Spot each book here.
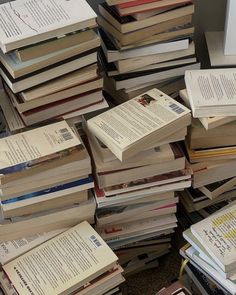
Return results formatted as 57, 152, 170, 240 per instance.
5, 88, 104, 126
100, 28, 191, 63
0, 49, 98, 93
156, 281, 192, 295
182, 245, 236, 295
185, 69, 236, 117
116, 0, 192, 17
7, 77, 103, 113
0, 228, 67, 265
0, 30, 100, 79
111, 62, 200, 91
179, 89, 236, 130
87, 88, 191, 161
190, 203, 236, 272
98, 14, 193, 46
198, 177, 236, 200
0, 120, 84, 185
0, 0, 97, 53
113, 42, 195, 74
0, 198, 96, 242
1, 177, 93, 218
16, 29, 97, 62
99, 2, 194, 34
21, 64, 98, 101
3, 221, 119, 295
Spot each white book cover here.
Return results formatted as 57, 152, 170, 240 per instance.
185, 69, 236, 108
87, 88, 190, 160
0, 120, 81, 171
3, 221, 118, 295
191, 203, 236, 272
0, 228, 67, 265
0, 0, 96, 52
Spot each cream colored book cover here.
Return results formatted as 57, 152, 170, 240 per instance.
191, 203, 236, 272
0, 0, 96, 52
0, 120, 81, 172
87, 88, 190, 153
3, 221, 118, 295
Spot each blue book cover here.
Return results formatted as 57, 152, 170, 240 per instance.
2, 176, 93, 205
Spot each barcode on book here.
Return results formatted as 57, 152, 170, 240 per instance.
90, 235, 102, 248
169, 103, 184, 114
59, 128, 73, 141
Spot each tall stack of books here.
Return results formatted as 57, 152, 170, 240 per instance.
97, 0, 200, 104
0, 0, 107, 130
0, 222, 125, 295
181, 202, 236, 295
85, 88, 192, 275
177, 69, 236, 219
0, 121, 96, 242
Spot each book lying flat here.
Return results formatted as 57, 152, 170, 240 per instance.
87, 88, 191, 161
0, 0, 97, 53
185, 69, 236, 117
0, 120, 85, 185
3, 221, 118, 295
116, 0, 192, 17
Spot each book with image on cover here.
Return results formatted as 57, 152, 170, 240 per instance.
0, 0, 97, 53
87, 88, 190, 161
0, 120, 86, 185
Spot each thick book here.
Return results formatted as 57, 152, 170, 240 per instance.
190, 203, 236, 273
87, 88, 190, 161
0, 120, 84, 185
0, 0, 97, 53
3, 221, 118, 295
185, 69, 236, 117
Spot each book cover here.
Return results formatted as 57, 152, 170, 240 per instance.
0, 0, 97, 52
0, 120, 82, 175
3, 221, 118, 295
87, 88, 190, 160
191, 204, 236, 272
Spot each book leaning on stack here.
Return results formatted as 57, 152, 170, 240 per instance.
0, 221, 125, 295
181, 202, 236, 295
176, 69, 236, 222
0, 0, 108, 130
0, 121, 96, 242
97, 0, 200, 104
84, 88, 192, 275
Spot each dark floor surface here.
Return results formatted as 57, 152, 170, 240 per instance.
122, 250, 182, 295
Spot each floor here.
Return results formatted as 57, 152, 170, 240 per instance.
122, 250, 181, 295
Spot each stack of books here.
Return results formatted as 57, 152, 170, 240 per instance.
178, 69, 236, 216
0, 222, 125, 295
97, 0, 200, 104
181, 202, 236, 295
0, 121, 96, 242
0, 0, 107, 129
85, 88, 192, 274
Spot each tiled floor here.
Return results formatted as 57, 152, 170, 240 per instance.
122, 250, 181, 295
